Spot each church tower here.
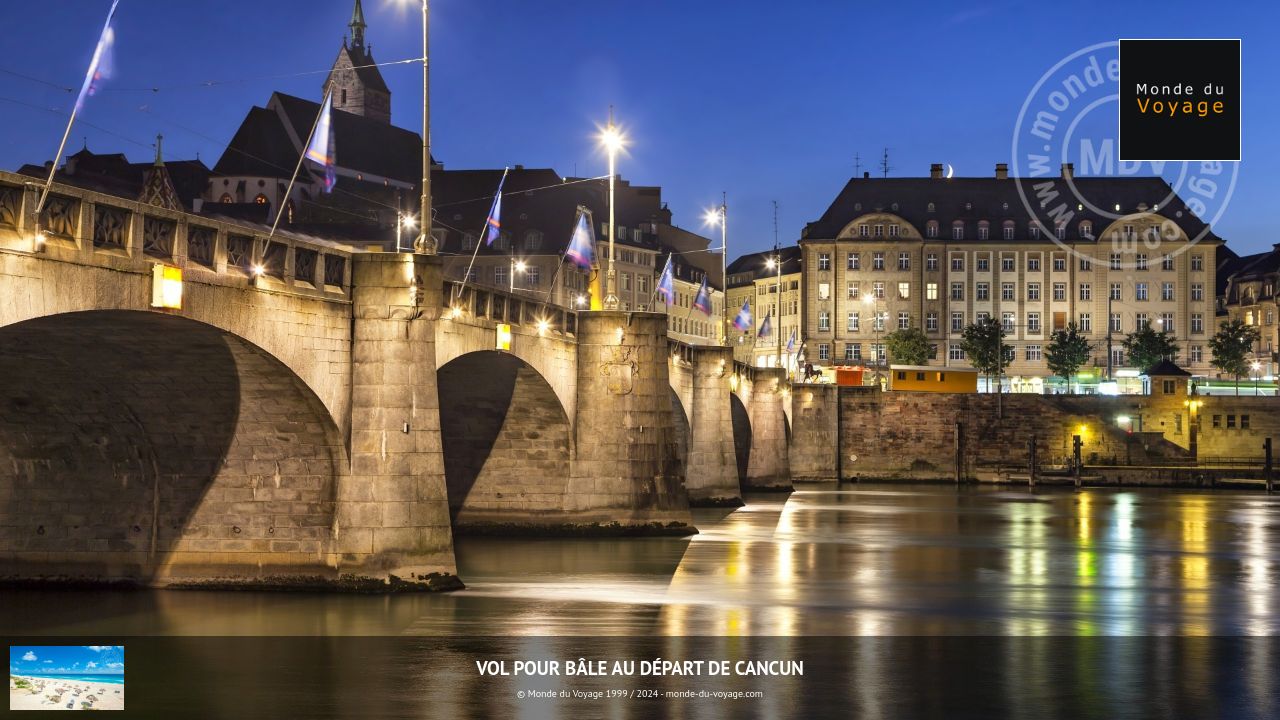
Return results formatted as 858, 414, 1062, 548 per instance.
323, 0, 392, 123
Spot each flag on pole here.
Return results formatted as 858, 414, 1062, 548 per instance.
483, 174, 506, 245
692, 276, 712, 315
732, 301, 752, 332
566, 210, 595, 269
74, 0, 121, 113
786, 329, 796, 353
304, 93, 336, 193
656, 256, 674, 306
757, 310, 772, 339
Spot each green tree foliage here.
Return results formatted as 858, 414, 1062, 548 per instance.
884, 327, 931, 366
1045, 322, 1093, 388
1209, 318, 1261, 394
1122, 324, 1179, 373
960, 318, 1011, 378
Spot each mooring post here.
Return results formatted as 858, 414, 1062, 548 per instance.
954, 421, 964, 484
1028, 434, 1037, 489
1265, 437, 1273, 493
1073, 434, 1083, 489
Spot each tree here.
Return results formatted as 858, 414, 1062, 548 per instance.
1122, 324, 1179, 373
1045, 322, 1093, 391
960, 318, 1012, 384
884, 327, 931, 366
1209, 318, 1261, 395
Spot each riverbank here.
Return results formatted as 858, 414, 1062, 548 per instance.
9, 675, 124, 711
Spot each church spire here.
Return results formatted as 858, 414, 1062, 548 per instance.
349, 0, 367, 49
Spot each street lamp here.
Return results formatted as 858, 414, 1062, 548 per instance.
766, 255, 783, 371
511, 259, 526, 293
704, 200, 727, 344
392, 0, 434, 251
396, 213, 417, 252
862, 292, 883, 386
1252, 360, 1262, 396
598, 113, 626, 311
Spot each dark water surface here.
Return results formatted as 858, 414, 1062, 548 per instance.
6, 484, 1280, 718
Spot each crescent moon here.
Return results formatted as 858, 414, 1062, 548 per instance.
945, 164, 954, 179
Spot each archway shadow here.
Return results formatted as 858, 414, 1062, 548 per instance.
730, 394, 752, 485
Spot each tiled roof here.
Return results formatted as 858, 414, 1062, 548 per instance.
726, 246, 802, 287
16, 147, 210, 211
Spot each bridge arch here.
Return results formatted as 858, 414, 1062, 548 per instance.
436, 350, 572, 530
0, 310, 346, 584
730, 393, 752, 486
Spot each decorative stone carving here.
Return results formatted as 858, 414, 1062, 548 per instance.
93, 205, 128, 249
142, 216, 176, 259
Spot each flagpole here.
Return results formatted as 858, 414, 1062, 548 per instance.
36, 0, 120, 219
269, 87, 333, 241
457, 167, 508, 305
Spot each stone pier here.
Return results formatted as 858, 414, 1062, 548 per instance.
744, 367, 793, 491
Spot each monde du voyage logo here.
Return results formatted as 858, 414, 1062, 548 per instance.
1120, 39, 1241, 162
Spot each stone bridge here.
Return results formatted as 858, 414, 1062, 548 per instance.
0, 172, 790, 591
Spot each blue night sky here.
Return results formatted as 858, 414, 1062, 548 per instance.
1, 1, 1277, 254
9, 646, 125, 675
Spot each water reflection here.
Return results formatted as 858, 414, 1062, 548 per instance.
5, 485, 1280, 638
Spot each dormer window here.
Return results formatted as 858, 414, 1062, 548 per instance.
926, 220, 938, 238
1079, 220, 1093, 238
1002, 220, 1015, 240
927, 202, 936, 213
977, 221, 990, 240
952, 221, 964, 240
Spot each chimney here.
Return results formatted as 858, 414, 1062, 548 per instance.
1061, 162, 1074, 179
930, 163, 944, 179
863, 171, 870, 179
995, 163, 1008, 180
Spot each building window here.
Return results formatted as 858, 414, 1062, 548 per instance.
1227, 415, 1236, 429
874, 281, 885, 299
847, 281, 860, 299
847, 252, 860, 270
1242, 415, 1251, 429
951, 256, 964, 271
952, 222, 965, 240
926, 312, 938, 332
926, 283, 939, 300
1191, 255, 1204, 271
1162, 282, 1174, 301
817, 253, 830, 271
1056, 224, 1067, 240
1003, 223, 1016, 240
898, 312, 910, 329
898, 252, 910, 270
818, 282, 831, 300
874, 224, 884, 237
622, 273, 632, 291
819, 343, 830, 361
1191, 283, 1204, 301
1079, 283, 1091, 301
951, 283, 964, 300
1028, 257, 1041, 271
1027, 313, 1041, 333
1053, 283, 1066, 301
1053, 257, 1066, 272
1028, 283, 1040, 301
1162, 255, 1175, 271
927, 221, 938, 238
898, 282, 910, 300
1079, 313, 1092, 332
1002, 312, 1015, 332
1136, 253, 1149, 271
1079, 221, 1093, 238
1002, 283, 1015, 301
927, 253, 939, 270
1108, 283, 1121, 301
1110, 253, 1122, 271
1137, 312, 1149, 329
1026, 345, 1042, 361
527, 267, 541, 286
977, 283, 989, 301
638, 275, 649, 295
1160, 312, 1174, 333
873, 312, 886, 332
818, 311, 830, 331
846, 343, 861, 361
1112, 348, 1126, 367
859, 225, 870, 238
1162, 379, 1176, 394
977, 257, 990, 272
978, 224, 990, 240
847, 312, 859, 332
1110, 313, 1122, 333
1001, 257, 1015, 272
951, 312, 964, 332
889, 224, 900, 237
1029, 225, 1041, 240
495, 266, 508, 286
1135, 282, 1148, 301
1191, 345, 1203, 363
949, 344, 966, 361
873, 252, 885, 271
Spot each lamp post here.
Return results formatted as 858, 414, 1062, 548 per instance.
767, 255, 783, 371
418, 0, 432, 252
705, 200, 728, 344
863, 292, 883, 386
1253, 360, 1262, 396
397, 212, 417, 252
599, 112, 625, 311
511, 259, 525, 293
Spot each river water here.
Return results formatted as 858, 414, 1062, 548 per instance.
6, 484, 1280, 718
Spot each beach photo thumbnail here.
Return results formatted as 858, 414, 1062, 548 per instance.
9, 646, 124, 711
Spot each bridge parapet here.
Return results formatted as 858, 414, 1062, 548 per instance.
0, 171, 354, 302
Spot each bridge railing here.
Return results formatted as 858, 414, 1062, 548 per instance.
443, 279, 577, 336
0, 171, 354, 300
